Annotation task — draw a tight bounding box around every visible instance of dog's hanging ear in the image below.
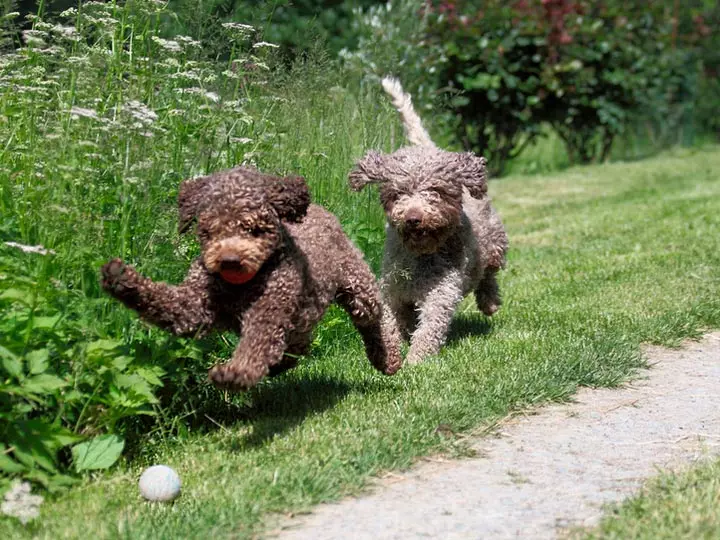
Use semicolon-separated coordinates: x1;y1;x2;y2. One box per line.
453;152;488;199
264;174;311;222
177;175;212;234
348;151;389;191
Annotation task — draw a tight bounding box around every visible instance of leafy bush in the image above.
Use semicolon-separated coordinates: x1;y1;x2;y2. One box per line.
424;1;684;170
344;0;706;173
0;244;208;491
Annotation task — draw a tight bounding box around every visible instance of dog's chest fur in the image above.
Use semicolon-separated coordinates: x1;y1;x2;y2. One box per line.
381;212;484;304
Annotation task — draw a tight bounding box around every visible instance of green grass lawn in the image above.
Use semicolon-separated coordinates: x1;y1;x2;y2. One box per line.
2;146;719;538
580;457;720;539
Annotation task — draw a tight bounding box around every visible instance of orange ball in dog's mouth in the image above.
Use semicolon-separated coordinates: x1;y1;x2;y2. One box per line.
220;270;256;285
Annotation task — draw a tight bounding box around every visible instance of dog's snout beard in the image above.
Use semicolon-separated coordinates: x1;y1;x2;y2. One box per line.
396;223;449;255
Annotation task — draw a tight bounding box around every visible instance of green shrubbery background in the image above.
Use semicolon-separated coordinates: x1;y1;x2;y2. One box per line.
1;0;718;489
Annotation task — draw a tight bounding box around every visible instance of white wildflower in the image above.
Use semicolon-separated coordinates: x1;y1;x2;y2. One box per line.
175;35;201;48
222;70;241;80
175;88;221;102
1;482;43;524
69;106;100;120
170;69;202;82
252;41;279;49
4;242;56;256
230;137;253;144
83;1;114;9
151;36;182;53
34;21;53;32
67;56;91;66
1;12;20;20
36;46;65;56
52;24;79;39
123;100;158;125
158;57;180;68
222;22;254;32
59;7;77;18
22;30;47;48
130;160;154;172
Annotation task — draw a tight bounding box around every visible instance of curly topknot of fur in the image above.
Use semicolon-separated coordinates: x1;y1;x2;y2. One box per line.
102;166;402;391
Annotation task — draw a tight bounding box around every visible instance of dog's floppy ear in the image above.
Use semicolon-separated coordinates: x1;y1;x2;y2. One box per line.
348;151;389;191
453;152;488;199
177;175;212;234
264;174;311;222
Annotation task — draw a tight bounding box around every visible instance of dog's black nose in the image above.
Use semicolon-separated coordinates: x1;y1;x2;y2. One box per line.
404;210;423;227
220;253;241;263
220;254;243;270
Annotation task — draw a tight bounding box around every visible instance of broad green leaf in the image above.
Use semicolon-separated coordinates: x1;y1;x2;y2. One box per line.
0;288;34;305
115;372;157;401
32;315;61;330
86;339;123;353
9;420;60;472
0;344;22;377
111;355;131;372
0;444;25;473
72;435;125;472
135;365;165;387
50;429;83;448
26;348;49;374
23;373;67;394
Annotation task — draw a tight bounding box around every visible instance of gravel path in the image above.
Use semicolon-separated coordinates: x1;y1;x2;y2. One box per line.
277;333;720;539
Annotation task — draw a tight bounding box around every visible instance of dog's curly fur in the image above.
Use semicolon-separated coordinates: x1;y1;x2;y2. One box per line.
349;77;508;364
101;167;402;391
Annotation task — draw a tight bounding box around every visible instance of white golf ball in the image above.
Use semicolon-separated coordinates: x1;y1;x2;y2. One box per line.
138;465;181;502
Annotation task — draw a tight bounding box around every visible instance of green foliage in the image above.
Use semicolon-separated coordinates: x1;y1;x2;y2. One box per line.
0;0;270;487
422;1;683;170
344;0;714;174
0;245;204;488
166;0;381;57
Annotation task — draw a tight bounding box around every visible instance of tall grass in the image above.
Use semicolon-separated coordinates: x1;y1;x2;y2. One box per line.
0;0;397;488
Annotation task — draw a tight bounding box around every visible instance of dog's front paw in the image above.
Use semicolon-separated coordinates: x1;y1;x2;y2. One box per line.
101;258;139;301
208;362;266;392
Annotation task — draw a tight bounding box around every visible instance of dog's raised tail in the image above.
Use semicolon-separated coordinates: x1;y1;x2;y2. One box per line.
381;77;435;148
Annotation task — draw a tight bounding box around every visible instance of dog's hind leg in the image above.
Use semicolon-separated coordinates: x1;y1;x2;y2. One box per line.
474;268;502;316
335;266;403;376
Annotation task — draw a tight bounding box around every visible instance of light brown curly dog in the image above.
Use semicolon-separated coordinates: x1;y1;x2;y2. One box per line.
101;167;402;391
349;77;508;365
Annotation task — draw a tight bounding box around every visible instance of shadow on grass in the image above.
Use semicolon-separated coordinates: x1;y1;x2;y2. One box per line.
225;373;354;450
447;313;494;346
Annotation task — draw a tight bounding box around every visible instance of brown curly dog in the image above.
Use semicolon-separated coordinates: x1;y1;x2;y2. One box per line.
101;167;402;391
